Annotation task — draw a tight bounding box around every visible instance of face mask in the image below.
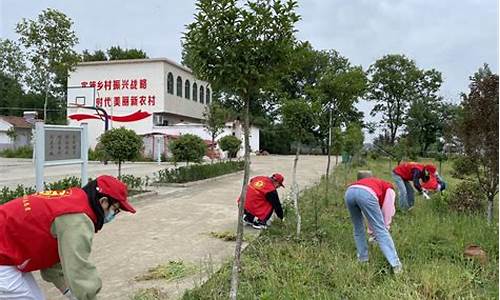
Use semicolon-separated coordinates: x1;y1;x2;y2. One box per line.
104;210;116;224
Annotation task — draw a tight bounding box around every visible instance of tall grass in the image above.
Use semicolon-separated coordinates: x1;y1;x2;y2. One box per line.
182;158;498;299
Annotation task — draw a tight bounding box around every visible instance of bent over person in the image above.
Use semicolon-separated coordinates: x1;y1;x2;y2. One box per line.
345;176;402;273
391;162;437;210
239;173;285;229
0;175;136;300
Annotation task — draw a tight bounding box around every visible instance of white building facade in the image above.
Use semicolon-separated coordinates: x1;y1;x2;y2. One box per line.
67;58;259;156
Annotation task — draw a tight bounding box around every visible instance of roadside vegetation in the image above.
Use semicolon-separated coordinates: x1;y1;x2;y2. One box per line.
181;158;498;299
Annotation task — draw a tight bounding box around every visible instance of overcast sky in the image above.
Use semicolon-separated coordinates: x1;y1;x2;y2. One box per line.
1;0;498;139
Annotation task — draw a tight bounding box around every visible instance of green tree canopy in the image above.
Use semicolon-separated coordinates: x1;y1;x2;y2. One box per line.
170;134;207;164
219;135;242;159
99;127;143;177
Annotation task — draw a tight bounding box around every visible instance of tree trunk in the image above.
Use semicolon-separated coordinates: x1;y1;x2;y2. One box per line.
44;74;49;122
487;196;493;225
293;143;301;238
229;98;251;300
325;108;332;203
118;161;121;178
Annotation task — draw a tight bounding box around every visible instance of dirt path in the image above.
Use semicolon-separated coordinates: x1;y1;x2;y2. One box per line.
38;155;330;299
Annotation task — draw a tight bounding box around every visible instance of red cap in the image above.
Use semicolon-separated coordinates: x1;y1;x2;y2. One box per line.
271;173;285;188
96;175;136;213
424;164;437;174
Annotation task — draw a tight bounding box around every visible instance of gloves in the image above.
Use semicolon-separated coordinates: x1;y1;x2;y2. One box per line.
422;190;430;200
63;288;78;300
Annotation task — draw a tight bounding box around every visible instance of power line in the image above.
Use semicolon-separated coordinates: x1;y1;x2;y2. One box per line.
0;107;65;112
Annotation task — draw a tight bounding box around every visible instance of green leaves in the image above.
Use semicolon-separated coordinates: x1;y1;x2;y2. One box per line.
99;127;143;165
219;135;242;158
170;134;207;164
281;99;315;143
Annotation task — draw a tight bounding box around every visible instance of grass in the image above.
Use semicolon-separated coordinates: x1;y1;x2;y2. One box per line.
208;231;257;242
130;288;167;300
182;158;499;300
135;260;198;282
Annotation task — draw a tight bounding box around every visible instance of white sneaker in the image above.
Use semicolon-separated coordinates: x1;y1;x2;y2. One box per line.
393;265;403;274
251;222;268;230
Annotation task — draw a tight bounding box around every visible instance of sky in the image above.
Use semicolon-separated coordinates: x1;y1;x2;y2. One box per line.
1;0;498;140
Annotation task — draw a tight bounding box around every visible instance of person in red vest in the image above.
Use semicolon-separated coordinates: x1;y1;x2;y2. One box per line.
240;173;285;230
0;175;136;300
345;176;402;273
392;162;437;210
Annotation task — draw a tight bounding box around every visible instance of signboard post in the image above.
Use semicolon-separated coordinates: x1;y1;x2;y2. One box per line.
35;121;89;192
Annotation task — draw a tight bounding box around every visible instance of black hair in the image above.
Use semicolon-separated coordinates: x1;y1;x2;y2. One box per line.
81;179;105;232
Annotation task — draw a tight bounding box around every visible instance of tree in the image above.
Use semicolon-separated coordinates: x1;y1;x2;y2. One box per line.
331;126;343;166
170;134;207;165
219;135;242;160
99;127;143;177
405;69;446;155
203;102;228;158
367;54;422;144
107;46;148;60
82;49;107;62
16;8;80;121
281;99;315;238
455;64;498;224
312;51;366;199
343;123;364;159
0;39;27;83
0;72;24;115
183;1;299;297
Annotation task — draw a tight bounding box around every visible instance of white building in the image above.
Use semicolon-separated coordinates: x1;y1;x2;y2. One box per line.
0;113;37;150
66;58;259;156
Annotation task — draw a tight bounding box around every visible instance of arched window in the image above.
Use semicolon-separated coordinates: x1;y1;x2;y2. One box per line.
176;76;182;97
192;82;198;101
167;72;174;94
199;85;204;104
184;79;190;99
206;88;211;104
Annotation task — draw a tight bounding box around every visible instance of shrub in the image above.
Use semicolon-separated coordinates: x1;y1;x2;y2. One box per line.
44;176;82;190
119;174;149;191
218;135;241;159
156;160;244;183
0;146;33;158
0;185;36;205
451;155;475;179
99;127;143;176
447;180;485;213
88;142;108;161
170;134;207;164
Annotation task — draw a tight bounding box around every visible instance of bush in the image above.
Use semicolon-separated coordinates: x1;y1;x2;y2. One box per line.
0;185;36;205
451;155;475;179
0;146;33;158
170;134;207;164
447;180;485;213
44;176;82;190
156;160;244;183
88;142;108;161
99;127;143;176
119;174;149;191
218;135;241;159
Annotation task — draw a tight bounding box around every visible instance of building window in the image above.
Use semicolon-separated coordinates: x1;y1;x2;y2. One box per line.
153;113;169;126
193;82;198;101
199;85;204;104
167;72;174;94
206;88;211;104
185;79;190;99
176;76;183;97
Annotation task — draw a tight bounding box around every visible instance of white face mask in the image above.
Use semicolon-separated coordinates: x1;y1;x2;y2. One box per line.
104;210;116;224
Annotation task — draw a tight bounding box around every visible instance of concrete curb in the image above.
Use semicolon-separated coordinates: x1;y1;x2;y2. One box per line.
152;170;244;188
129;190;158;202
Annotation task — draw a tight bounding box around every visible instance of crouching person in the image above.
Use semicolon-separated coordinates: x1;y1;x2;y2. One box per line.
239;173;285;230
345;176;403;273
0;175;136;300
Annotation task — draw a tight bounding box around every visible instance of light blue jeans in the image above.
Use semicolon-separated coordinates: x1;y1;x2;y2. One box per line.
345;187;401;267
392;172;415;210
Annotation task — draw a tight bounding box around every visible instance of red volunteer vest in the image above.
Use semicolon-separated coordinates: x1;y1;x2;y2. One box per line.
351;177;394;207
0;188;97;272
242;176;276;220
393;162;425;181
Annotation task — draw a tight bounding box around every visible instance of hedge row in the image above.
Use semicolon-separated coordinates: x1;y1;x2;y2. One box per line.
156;160;244;184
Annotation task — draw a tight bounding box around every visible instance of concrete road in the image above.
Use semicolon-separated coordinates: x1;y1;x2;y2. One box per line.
32;155;330;299
0;157;171;189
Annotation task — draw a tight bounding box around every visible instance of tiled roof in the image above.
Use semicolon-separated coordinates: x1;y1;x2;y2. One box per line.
0;116;33;129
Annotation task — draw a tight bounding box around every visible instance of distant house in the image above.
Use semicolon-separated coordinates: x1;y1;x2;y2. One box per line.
0;112;38;150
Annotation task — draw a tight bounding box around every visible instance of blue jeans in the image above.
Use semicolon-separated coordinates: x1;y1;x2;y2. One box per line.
392;172;415;210
344;187;401;267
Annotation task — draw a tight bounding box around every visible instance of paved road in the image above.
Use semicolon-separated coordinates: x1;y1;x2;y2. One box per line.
0;157;171;189
32;155;330;299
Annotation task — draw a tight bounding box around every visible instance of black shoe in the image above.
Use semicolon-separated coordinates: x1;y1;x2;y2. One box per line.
251;221;268;230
